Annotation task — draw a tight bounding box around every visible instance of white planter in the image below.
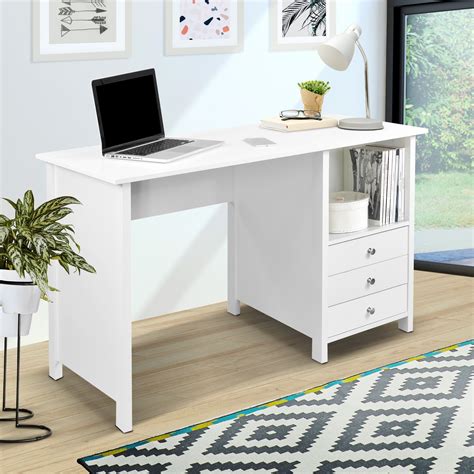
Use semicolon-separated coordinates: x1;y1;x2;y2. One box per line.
0;269;41;315
329;191;369;234
0;310;33;337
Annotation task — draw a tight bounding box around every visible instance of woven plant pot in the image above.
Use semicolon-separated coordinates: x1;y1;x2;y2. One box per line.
300;88;325;113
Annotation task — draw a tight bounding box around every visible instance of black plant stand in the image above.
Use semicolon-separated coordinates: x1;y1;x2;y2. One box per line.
0;314;52;443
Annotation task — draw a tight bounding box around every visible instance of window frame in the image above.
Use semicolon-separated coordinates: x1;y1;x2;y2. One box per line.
386;0;474;278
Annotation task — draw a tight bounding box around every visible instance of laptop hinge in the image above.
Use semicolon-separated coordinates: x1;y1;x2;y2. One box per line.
103;134;164;154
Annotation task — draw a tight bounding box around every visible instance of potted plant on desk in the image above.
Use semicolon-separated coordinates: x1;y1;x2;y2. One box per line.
298;80;331;114
0;190;96;336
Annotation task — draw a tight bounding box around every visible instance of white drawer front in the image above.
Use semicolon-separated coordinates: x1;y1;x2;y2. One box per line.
327;285;407;338
328;227;408;276
328;256;408;306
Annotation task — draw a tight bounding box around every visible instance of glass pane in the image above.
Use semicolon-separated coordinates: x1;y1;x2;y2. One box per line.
404;8;474;269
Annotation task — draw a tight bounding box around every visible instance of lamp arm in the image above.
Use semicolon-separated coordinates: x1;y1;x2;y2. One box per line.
355;40;370;119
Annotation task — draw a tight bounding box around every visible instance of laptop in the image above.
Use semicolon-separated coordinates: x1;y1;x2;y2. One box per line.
92;69;223;163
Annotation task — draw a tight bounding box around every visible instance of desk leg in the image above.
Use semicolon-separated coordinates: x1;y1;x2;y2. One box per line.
47;165;63;381
116;395;133;433
398;316;413;333
312;340;328;364
48;299;63;380
47;166;133;432
227;202;240;316
399;136;415;335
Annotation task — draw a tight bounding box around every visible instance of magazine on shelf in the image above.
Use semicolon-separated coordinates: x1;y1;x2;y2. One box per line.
390;149;398;224
345;147;384;226
345;145;406;227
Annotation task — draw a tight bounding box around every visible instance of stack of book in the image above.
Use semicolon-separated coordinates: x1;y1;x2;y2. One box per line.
260;116;338;132
344;145;406;226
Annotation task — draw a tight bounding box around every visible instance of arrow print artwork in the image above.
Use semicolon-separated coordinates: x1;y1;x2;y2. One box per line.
61;15;107;26
58;7;107;15
33;0;130;61
61;24;108;37
61;0;107;7
56;0;109;37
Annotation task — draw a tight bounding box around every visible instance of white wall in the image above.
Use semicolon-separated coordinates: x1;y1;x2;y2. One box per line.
0;0;387;346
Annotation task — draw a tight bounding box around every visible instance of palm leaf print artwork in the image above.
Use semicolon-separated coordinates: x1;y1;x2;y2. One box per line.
282;0;327;37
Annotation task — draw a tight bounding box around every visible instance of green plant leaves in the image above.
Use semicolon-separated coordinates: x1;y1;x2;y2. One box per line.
298;80;331;96
32;196;81;221
0;191;95;300
0;227;9;245
23;190;34;216
33;207;73;227
32;234;49;260
6;244;24;276
3;198;17;211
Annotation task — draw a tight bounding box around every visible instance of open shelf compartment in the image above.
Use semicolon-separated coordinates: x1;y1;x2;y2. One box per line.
327;137;414;245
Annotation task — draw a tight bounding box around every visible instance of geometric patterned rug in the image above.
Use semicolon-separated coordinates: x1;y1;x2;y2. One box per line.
78;340;474;473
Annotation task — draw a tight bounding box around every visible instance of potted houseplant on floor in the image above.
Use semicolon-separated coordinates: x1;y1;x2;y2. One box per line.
0;190;96;337
298;80;331;114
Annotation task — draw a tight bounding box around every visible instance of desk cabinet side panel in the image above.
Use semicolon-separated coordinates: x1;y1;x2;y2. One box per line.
235;154;324;339
399;135;416;333
48;166;132;406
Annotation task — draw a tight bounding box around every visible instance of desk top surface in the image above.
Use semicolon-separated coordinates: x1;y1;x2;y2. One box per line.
37;122;427;185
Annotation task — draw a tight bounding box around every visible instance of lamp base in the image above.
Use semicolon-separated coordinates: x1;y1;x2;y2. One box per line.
338;117;384;131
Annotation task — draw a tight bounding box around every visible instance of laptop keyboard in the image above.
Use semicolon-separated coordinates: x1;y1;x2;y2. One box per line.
120;139;192;156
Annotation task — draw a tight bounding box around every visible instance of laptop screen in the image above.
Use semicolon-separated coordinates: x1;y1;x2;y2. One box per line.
93;70;165;151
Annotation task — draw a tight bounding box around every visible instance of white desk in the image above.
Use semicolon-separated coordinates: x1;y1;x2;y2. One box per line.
37;122;427;432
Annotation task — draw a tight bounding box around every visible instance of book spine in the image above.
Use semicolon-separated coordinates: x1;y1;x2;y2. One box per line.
385;150;391;225
391;149;397;224
348;148;361;193
391;150;397;224
396;148;400;222
381;151;387;225
386;150;392;225
259;123;288;131
399;148;405;221
393;149;400;223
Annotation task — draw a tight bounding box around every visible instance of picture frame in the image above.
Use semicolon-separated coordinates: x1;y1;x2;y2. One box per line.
165;0;244;56
270;0;335;51
32;0;131;62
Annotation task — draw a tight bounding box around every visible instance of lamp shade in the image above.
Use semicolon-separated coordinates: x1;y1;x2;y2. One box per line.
317;25;361;71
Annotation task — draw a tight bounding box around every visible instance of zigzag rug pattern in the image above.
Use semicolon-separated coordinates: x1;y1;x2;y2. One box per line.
78;340;473;473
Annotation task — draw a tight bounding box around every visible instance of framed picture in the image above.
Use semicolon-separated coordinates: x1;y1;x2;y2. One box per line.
270;0;335;51
165;0;243;55
32;0;131;61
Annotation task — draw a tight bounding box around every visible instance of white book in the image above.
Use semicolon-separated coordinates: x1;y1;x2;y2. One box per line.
344;146;407;226
366;145;395;225
389;149;395;224
260;116;338;132
386;149;393;224
380;150;388;226
398;148;405;221
393;149;400;223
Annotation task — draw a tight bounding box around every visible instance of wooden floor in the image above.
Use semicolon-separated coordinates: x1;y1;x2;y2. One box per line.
0;271;472;473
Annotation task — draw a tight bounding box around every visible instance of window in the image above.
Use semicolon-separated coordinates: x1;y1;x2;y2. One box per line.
386;0;474;277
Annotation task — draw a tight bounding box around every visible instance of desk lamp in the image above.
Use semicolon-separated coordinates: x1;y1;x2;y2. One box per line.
317;24;383;130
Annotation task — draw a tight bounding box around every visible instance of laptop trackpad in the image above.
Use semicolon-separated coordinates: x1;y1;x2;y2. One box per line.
170;144;200;153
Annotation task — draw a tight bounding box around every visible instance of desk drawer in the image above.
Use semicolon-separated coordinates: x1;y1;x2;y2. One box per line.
328;227;408;276
327;285;407;338
328;256;408;306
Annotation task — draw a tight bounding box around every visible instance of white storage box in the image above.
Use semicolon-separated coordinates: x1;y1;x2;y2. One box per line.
329;191;369;234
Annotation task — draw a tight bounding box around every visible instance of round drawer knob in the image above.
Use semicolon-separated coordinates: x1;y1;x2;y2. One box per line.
367;277;376;285
367;307;376;315
367;248;376;255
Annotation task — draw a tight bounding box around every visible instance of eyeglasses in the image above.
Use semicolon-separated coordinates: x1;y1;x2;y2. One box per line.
280;110;322;121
